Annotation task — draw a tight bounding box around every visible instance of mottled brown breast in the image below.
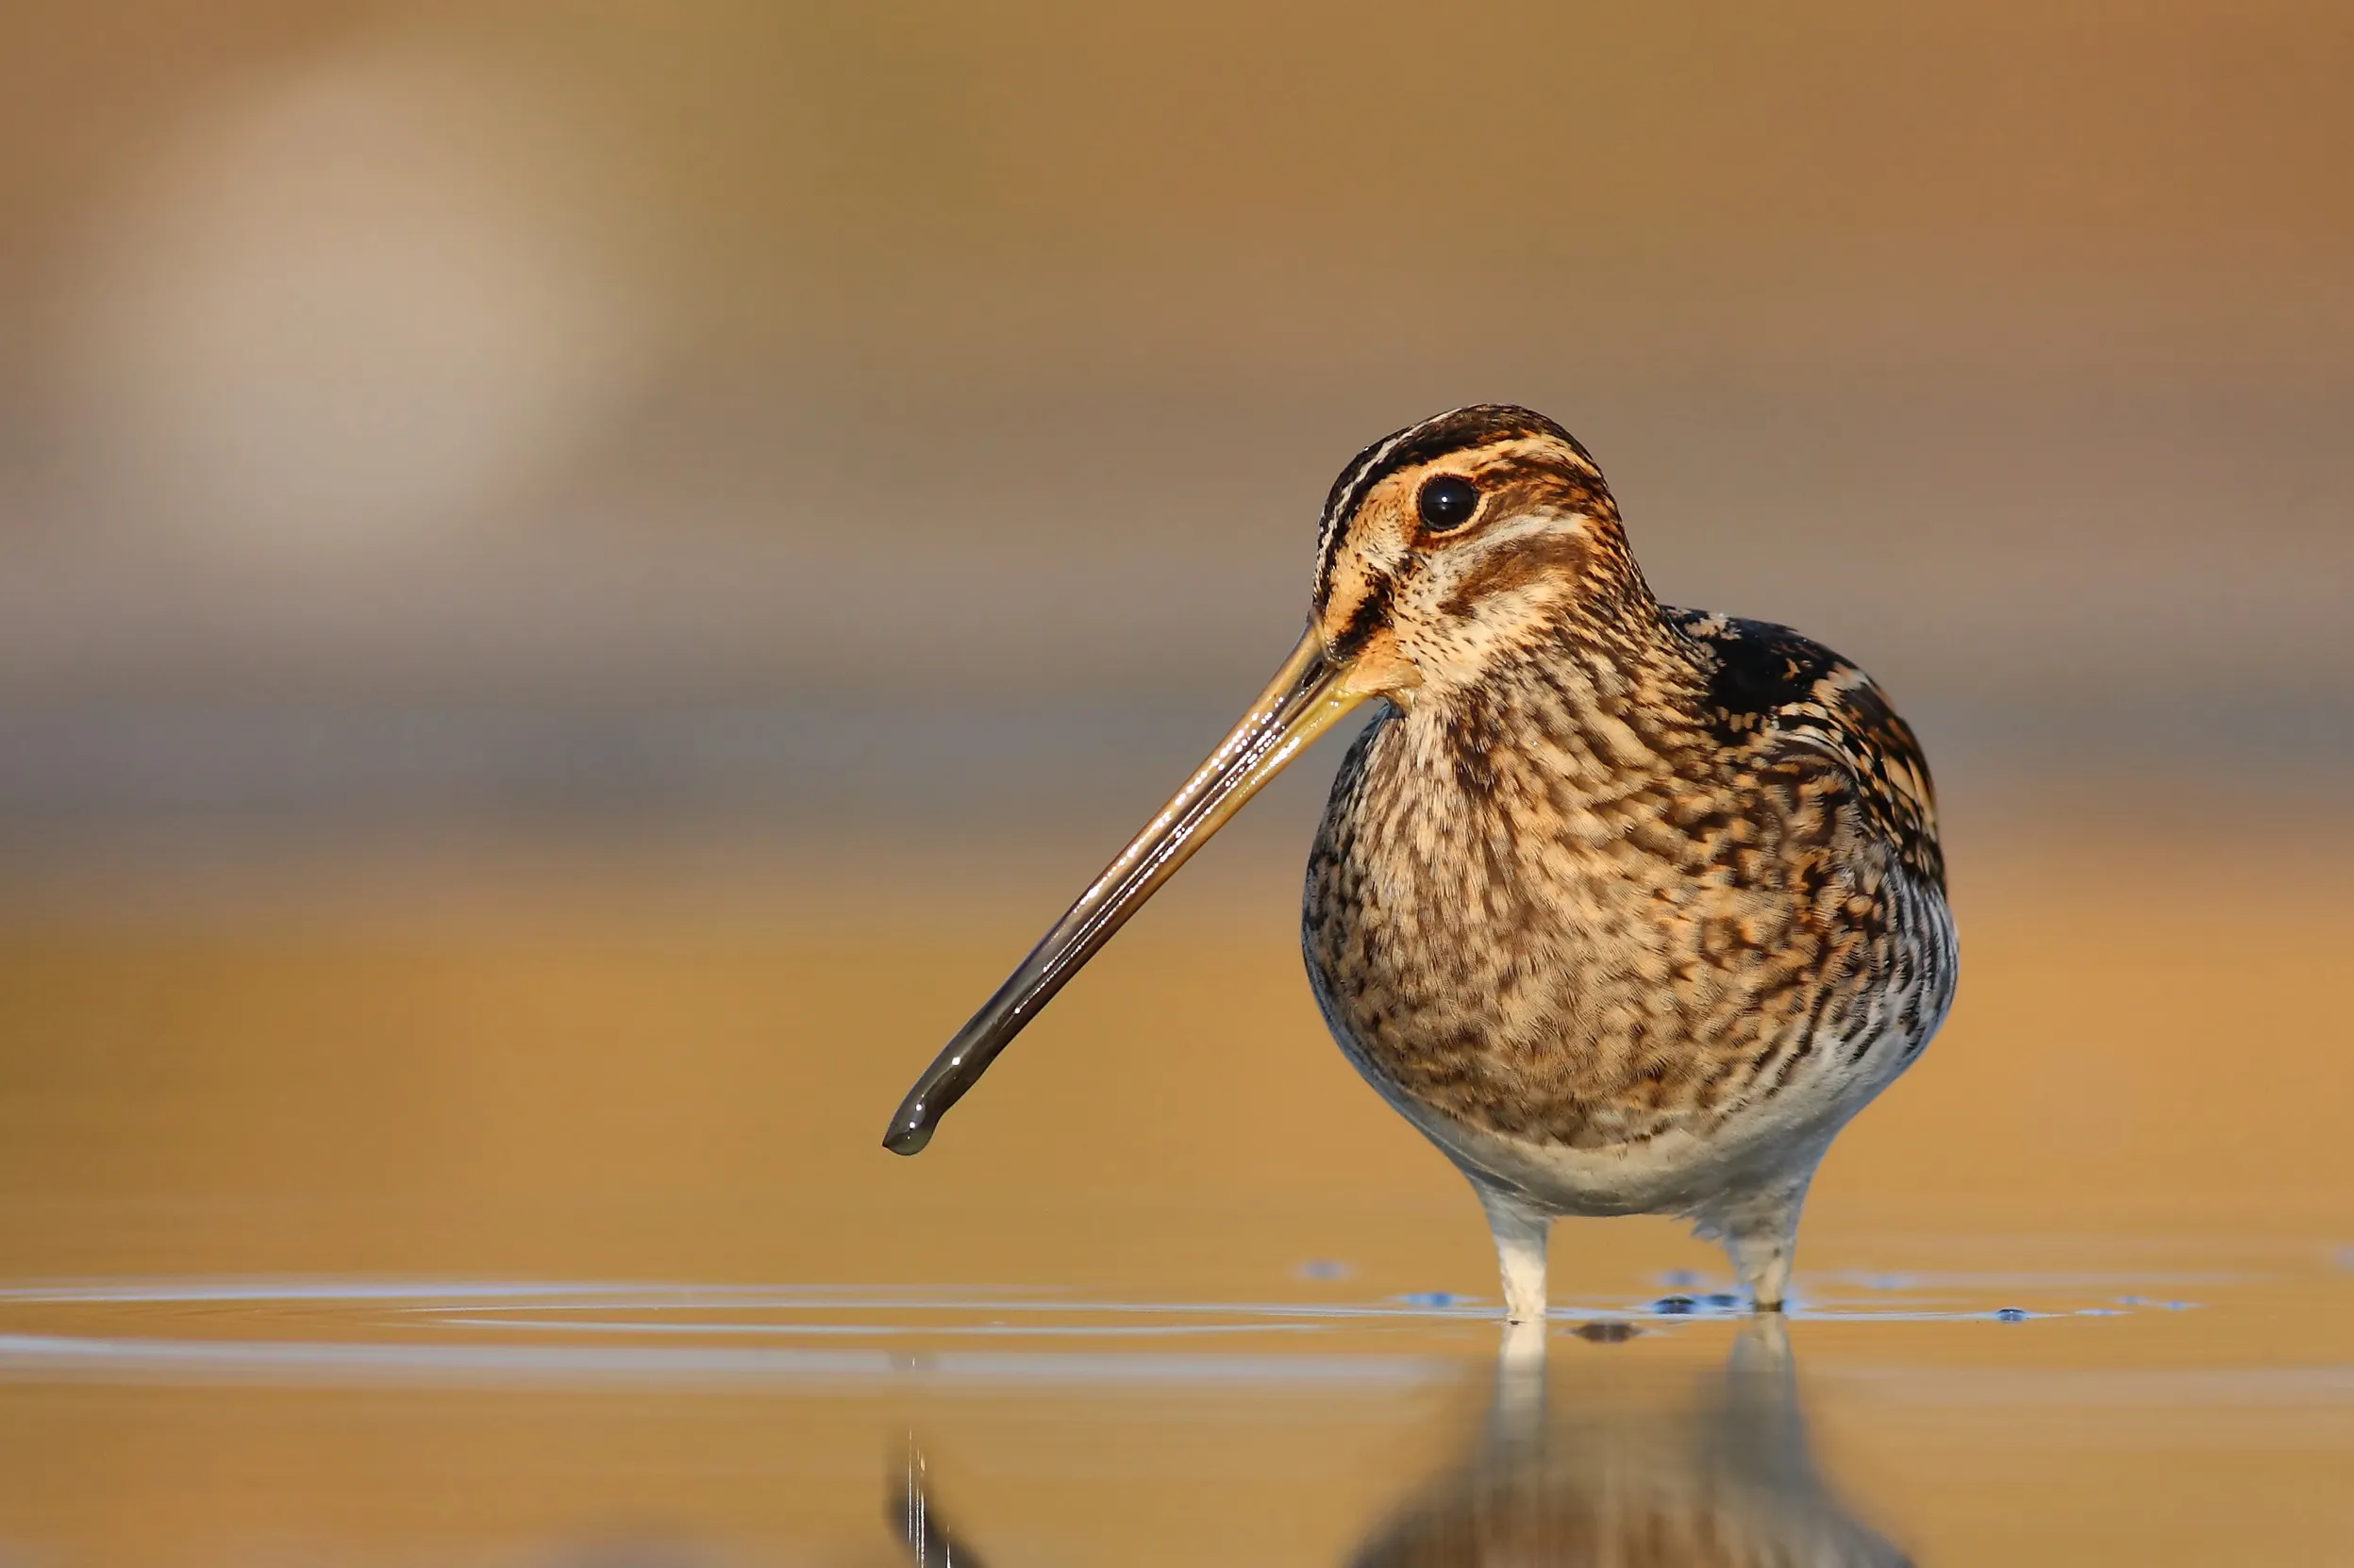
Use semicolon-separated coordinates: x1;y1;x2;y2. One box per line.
1302;614;1953;1157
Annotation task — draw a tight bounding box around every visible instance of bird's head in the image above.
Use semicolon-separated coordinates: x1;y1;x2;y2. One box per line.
1307;404;1649;707
883;405;1644;1155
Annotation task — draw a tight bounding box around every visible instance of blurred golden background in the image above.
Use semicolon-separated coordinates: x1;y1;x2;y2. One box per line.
0;1;2348;842
0;7;2350;1563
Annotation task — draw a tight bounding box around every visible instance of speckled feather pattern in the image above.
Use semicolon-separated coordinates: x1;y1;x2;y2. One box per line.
1299;409;1955;1189
884;402;1959;1309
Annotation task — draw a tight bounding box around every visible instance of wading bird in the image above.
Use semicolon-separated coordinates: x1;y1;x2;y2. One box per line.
884;405;1956;1322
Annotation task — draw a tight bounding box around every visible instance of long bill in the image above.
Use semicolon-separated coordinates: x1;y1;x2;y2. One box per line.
882;626;1371;1154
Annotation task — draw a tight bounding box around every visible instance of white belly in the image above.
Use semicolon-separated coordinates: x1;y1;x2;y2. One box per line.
1307;948;1943;1222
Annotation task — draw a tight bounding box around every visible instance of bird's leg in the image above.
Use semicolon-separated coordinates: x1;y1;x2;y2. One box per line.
1721;1314;1811;1482
1499;1310;1548;1369
1694;1169;1815;1311
1484;1319;1550;1452
1476;1184;1553;1327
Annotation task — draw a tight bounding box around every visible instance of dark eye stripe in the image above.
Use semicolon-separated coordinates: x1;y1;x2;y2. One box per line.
1330;574;1395;656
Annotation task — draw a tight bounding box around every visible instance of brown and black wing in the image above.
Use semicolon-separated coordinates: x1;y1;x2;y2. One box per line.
1664;609;1945;890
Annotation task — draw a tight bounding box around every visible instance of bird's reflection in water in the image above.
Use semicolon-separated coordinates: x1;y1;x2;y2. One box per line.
891;1321;1908;1567
893;1440;992;1568
1351;1320;1909;1566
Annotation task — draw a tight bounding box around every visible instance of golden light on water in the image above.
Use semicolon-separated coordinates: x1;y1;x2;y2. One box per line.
0;833;2348;1560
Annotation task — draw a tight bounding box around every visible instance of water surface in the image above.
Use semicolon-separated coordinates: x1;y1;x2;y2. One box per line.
0;829;2346;1562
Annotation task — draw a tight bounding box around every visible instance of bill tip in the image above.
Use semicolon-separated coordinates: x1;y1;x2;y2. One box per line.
883;1120;935;1156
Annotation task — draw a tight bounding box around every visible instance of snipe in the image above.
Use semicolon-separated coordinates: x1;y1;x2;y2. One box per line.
884;405;1957;1322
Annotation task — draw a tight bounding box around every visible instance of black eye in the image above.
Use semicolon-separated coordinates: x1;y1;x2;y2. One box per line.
1417;475;1479;532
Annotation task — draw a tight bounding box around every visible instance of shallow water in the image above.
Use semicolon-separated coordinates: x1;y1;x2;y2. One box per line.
0;828;2348;1563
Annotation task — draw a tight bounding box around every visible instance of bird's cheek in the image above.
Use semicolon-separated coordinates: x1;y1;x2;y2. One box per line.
1338;625;1424;705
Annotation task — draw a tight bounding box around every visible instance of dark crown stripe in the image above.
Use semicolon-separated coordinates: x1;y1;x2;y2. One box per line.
1311;405;1593;607
1312;420;1424;604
